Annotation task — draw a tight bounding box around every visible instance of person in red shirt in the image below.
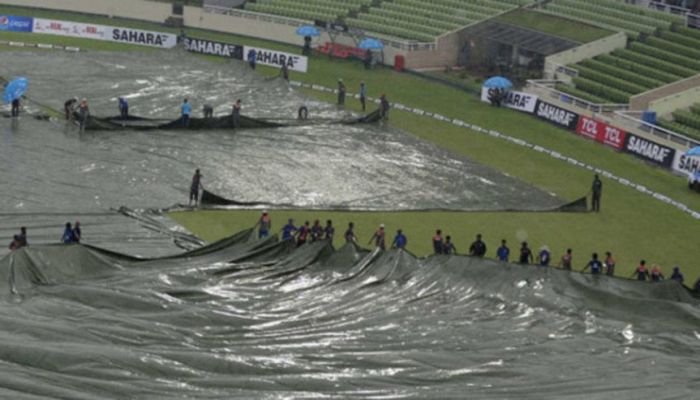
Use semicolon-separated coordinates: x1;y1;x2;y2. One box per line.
368;224;386;250
296;221;310;247
632;260;650;281
604;251;615;276
432;229;443;254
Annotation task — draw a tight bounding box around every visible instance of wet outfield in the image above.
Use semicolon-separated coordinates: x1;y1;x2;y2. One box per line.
0;50;697;399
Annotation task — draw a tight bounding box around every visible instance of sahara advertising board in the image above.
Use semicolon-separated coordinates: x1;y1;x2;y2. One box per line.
183;37;243;59
575;116;626;150
623;133;676;168
532;100;579;130
479;88;539;113
243;46;308;73
0;15;33;32
32;18;176;48
672;151;700;176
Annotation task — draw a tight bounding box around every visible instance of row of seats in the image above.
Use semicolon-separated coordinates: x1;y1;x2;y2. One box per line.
245;0;533;42
658;104;700;142
559;26;700;104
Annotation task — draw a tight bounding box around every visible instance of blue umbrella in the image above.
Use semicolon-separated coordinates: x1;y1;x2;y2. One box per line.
359;38;384;50
686;146;700;157
483;76;513;89
3;77;28;103
296;25;320;37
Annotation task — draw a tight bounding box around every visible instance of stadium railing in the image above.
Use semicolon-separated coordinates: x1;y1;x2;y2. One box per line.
614;110;700;148
527;79;629;113
648;0;700;28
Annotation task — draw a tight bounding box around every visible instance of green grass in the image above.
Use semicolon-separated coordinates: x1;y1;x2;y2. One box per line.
496;9;614;43
3;5;700;284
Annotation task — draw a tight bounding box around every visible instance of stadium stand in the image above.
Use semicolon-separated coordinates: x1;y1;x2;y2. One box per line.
245;0;535;42
658;103;700;142
539;1;700;105
540;0;684;38
245;0;373;24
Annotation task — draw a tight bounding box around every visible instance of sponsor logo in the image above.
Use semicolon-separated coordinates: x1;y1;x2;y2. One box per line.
624;134;675;167
575;116;625;150
183;37;242;59
244;46;308;72
111;28;171;47
534;100;578;129
672;152;700;176
0;15;32;32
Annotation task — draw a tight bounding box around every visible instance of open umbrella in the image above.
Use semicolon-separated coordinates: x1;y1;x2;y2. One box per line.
296;25;320;37
3;77;28;103
358;38;384;50
483;76;512;90
686;146;700;157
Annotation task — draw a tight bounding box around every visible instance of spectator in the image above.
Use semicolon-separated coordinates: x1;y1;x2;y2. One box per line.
519;242;533;264
558;248;573;270
496;239;509;262
432;229;443;254
469;233;487;257
202;103;213;118
391;229;407;249
11;98;20;117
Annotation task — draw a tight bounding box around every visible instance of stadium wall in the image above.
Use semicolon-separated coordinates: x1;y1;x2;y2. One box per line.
0;0;172;22
630;73;700;113
544;32;626;80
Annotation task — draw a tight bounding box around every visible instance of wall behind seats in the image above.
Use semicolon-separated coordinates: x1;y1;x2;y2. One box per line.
0;0;172;22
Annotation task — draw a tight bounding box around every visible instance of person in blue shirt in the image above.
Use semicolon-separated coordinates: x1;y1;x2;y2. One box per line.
443;235;456;255
62;222;76;244
392;229;407;249
118;97;129;119
359;82;367;111
582;253;602;275
537;245;551;267
496;239;509;262
181;98;191;127
247;48;257;69
281;219;297;241
670;266;684;284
